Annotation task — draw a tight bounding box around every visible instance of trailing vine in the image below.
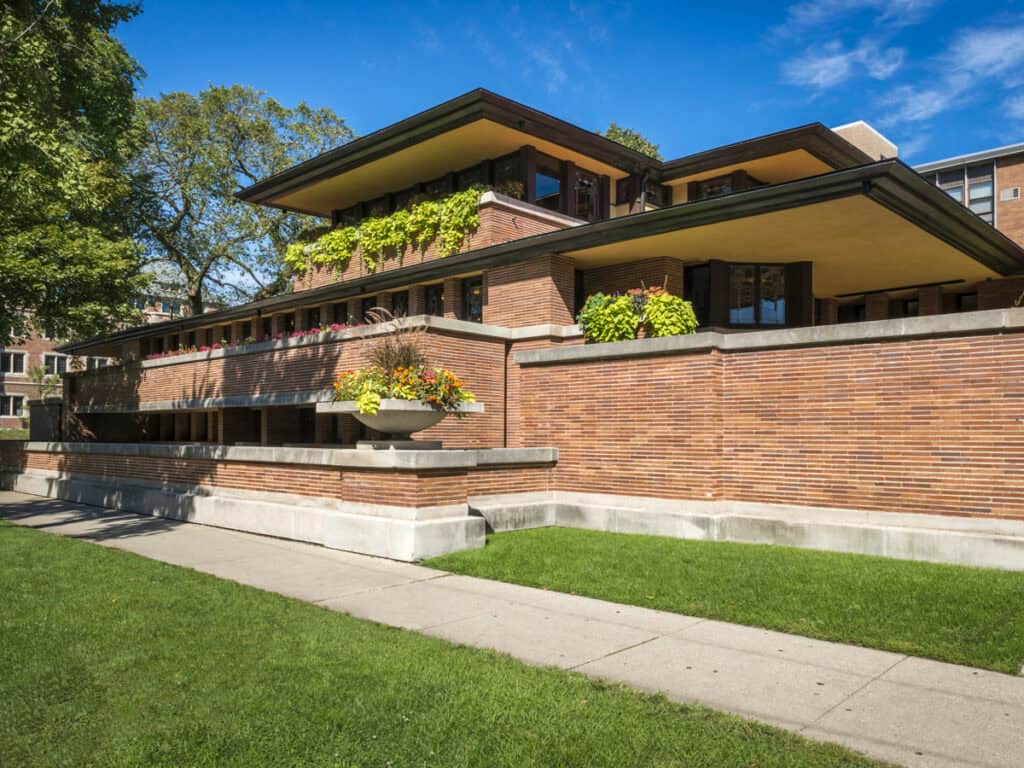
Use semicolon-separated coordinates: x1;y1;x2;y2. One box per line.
283;186;485;277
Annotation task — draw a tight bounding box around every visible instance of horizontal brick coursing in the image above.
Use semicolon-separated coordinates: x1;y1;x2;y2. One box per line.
4;449;554;509
69;329;507;449
485;254;576;327
515;331;1024;520
582;257;685;298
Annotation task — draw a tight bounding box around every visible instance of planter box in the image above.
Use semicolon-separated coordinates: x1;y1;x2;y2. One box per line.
317;399;484;444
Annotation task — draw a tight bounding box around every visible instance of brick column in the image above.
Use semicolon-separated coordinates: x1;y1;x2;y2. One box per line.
272;314;287;336
189;412;207;442
865;293;889;321
443;277;462;321
817;298;838;325
173;412;190;441
320;302;334;328
408;285;425;316
918;286;943;316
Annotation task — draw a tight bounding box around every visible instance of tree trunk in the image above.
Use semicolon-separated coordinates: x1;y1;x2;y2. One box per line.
189;288;204;316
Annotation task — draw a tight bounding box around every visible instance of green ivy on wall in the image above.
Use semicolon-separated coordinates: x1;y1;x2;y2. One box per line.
284;186;485;277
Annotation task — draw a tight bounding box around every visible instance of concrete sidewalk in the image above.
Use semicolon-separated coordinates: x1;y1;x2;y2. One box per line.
2;490;1021;768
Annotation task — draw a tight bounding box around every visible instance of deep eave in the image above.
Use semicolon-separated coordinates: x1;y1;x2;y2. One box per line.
63;159;1024;355
234;88;659;209
659;123;872;181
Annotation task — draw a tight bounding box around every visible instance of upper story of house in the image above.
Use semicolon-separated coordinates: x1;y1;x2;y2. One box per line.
916;142;1024;248
61;89;1024;365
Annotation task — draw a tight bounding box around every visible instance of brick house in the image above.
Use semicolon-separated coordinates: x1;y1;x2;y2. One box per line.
5;89;1024;564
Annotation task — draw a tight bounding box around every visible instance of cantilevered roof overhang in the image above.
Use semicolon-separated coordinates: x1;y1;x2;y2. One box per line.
65;160;1024;355
235;89;658;217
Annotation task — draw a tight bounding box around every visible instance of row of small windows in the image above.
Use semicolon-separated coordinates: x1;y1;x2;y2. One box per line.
0;394;24;417
0;352;107;375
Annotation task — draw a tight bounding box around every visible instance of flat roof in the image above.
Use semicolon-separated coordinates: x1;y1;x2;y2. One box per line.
63;159;1024;354
915;142;1024;173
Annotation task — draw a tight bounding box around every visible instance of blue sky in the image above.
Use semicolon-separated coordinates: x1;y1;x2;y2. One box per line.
118;1;1024;164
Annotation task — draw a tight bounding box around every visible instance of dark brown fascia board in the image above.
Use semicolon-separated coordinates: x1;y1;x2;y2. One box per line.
659;123;873;182
62;160;1024;354
234;88;658;208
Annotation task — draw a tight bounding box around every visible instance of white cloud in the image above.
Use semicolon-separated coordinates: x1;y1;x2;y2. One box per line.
783;39;904;88
776;0;938;36
878;25;1024;125
526;47;567;93
895;133;931;158
1006;93;1024;119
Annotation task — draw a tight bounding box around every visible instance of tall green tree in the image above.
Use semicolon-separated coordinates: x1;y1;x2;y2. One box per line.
130;85;354;314
0;0;149;344
602;122;662;160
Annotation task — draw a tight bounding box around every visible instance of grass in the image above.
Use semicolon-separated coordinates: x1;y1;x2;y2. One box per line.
0;522;887;768
0;427;28;439
426;528;1024;674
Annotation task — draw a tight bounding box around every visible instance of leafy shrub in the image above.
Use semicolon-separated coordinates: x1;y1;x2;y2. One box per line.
577;285;698;343
644;290;699;338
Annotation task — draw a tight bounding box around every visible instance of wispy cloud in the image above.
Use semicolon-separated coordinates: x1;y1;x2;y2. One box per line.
894;132;931;159
878;24;1024;125
777;0;939;34
1007;92;1024;120
526;46;568;93
783;38;904;88
415;25;442;53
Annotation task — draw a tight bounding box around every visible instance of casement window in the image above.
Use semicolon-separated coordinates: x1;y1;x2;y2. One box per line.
461;278;484;323
169;334;179;350
1;351;26;374
689;170;765;202
241;320;252;339
391;291;409;317
728;264;786;325
260;317;272;339
282;314;295;333
361;297;377;323
305;308;319;330
186;331;197;348
0;394;25;417
956;292;978;312
933;163;995;224
43;354;67;375
332;302;348;325
424;284;444;317
493;152;525;199
838;303;867;323
534;154;562;212
205;328;215;347
153;337;165;354
683;265;711;327
86;357;109;370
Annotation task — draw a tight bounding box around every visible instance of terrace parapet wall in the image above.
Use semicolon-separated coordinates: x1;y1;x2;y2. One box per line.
513;308;1024;521
66;317;582;450
293;192;582;292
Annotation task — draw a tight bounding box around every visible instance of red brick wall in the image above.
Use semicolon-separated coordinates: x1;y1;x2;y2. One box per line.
70;328;507;449
582;257;685;298
293;200;569;292
485;254;576;327
1;333;61;428
996;154;1024;248
515;330;1024;520
2;447;553;509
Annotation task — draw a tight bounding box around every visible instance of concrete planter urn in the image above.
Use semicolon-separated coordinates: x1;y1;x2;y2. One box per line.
316;399;483;447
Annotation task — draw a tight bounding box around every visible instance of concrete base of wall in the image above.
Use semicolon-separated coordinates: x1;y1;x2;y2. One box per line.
2;468;484;562
469;491;1024;571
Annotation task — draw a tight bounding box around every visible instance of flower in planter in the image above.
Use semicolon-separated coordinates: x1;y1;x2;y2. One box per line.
332;364;475;415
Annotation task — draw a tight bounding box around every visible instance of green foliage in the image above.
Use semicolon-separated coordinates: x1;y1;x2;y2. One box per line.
130;85;354;313
602;122;662;160
26;366;60;398
578;287;699;343
366;309;426;370
333;365;476;415
644;292;699;337
0;0;150;343
577;293;640;343
284;187;484;278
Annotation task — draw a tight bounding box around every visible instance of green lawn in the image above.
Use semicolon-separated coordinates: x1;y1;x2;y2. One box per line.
0;522;886;768
427;528;1024;674
0;427;28;439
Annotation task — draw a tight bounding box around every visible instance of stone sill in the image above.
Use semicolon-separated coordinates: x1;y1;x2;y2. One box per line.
16;441;558;470
515;308;1024;366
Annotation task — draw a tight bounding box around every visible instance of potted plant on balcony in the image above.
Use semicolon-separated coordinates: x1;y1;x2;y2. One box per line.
316;310;481;447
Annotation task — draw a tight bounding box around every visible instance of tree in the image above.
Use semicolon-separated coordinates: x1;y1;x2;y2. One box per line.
0;0;150;344
130;85;354;314
602;122;662;160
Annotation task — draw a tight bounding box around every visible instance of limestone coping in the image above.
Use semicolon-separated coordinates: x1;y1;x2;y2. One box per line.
317;400;485;414
128;316;581;371
18;441;558;470
514;308;1024;366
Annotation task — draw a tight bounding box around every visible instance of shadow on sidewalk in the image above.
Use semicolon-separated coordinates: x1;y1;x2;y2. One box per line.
0;495;182;541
